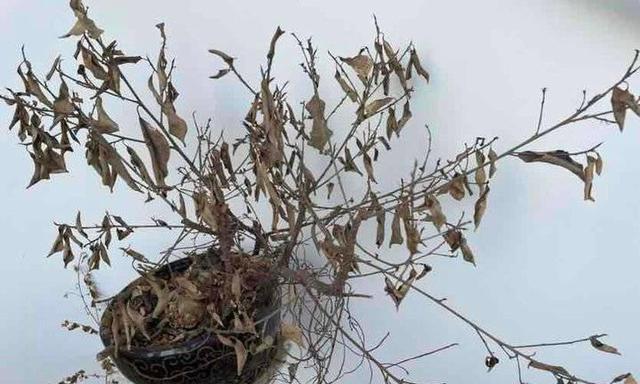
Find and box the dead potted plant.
[3,1,640,383]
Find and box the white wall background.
[1,1,639,383]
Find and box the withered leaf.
[528,360,570,376]
[371,195,385,248]
[62,238,74,268]
[126,146,155,187]
[340,54,373,82]
[306,93,332,152]
[595,152,603,175]
[75,211,88,239]
[460,237,475,266]
[92,96,119,134]
[590,336,621,355]
[364,97,393,117]
[386,107,399,139]
[210,68,231,79]
[389,207,404,247]
[233,339,248,375]
[162,101,188,143]
[409,49,430,82]
[80,45,108,80]
[120,247,148,263]
[474,187,490,230]
[281,323,304,347]
[584,156,596,201]
[48,226,66,257]
[91,133,141,192]
[448,174,466,201]
[139,117,171,187]
[208,49,235,65]
[425,194,446,231]
[488,148,498,178]
[362,151,376,183]
[611,373,633,384]
[334,70,358,102]
[18,67,52,108]
[60,7,104,40]
[343,147,362,175]
[397,101,412,131]
[475,150,487,193]
[611,86,639,132]
[46,55,62,81]
[517,150,585,181]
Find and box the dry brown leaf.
[306,93,332,152]
[139,117,170,187]
[386,107,399,139]
[517,150,585,181]
[611,86,639,131]
[590,336,621,355]
[162,102,188,143]
[475,150,487,193]
[595,152,604,176]
[584,156,596,201]
[448,174,466,201]
[340,54,373,82]
[398,101,412,131]
[91,132,141,192]
[92,97,119,134]
[488,148,498,178]
[233,339,248,375]
[81,46,107,80]
[48,226,66,257]
[334,70,358,102]
[231,271,242,300]
[528,360,570,376]
[460,237,475,266]
[409,49,430,82]
[611,373,634,384]
[281,323,304,347]
[365,97,394,117]
[425,195,447,231]
[474,187,490,230]
[388,206,405,247]
[362,151,376,183]
[60,5,103,39]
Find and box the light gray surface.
[1,1,639,383]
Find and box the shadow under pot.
[99,255,281,384]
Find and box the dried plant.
[3,1,640,384]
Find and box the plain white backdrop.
[1,1,639,383]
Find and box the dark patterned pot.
[99,256,281,384]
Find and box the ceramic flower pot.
[99,255,280,384]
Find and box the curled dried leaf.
[340,54,373,82]
[335,70,358,102]
[517,150,585,181]
[590,336,621,355]
[611,86,639,131]
[306,93,332,152]
[474,187,490,230]
[364,97,393,117]
[139,117,171,187]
